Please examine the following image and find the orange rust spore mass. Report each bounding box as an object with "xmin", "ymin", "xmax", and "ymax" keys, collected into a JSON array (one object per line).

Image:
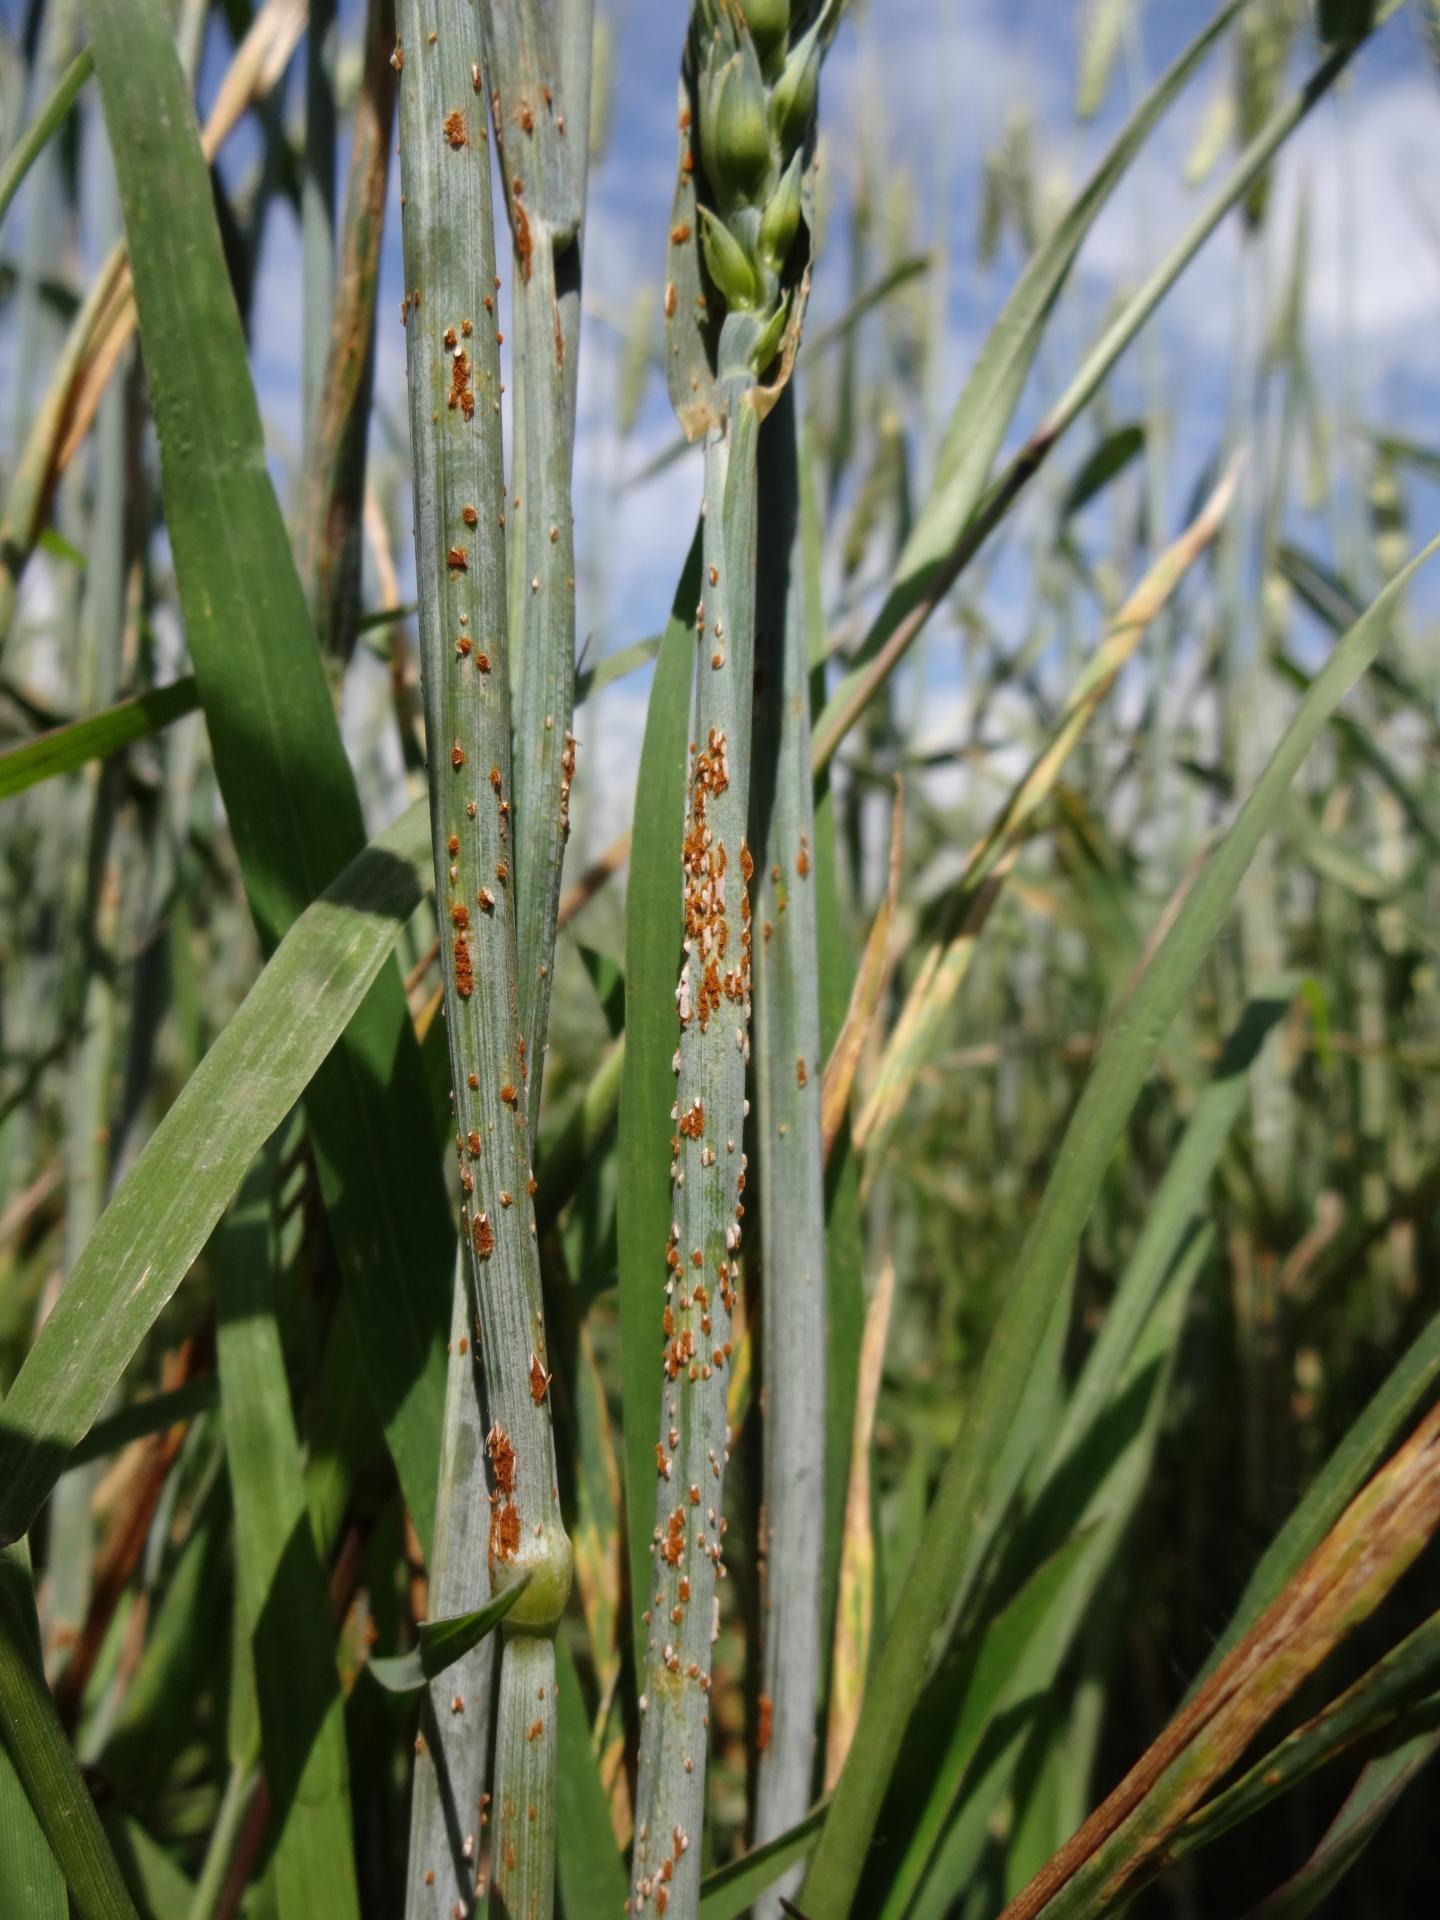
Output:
[{"xmin": 453, "ymin": 936, "xmax": 474, "ymax": 998}]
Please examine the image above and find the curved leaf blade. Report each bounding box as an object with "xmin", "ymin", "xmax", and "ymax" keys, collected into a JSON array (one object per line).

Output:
[
  {"xmin": 0, "ymin": 800, "xmax": 431, "ymax": 1545},
  {"xmin": 368, "ymin": 1578, "xmax": 532, "ymax": 1695},
  {"xmin": 800, "ymin": 535, "xmax": 1440, "ymax": 1916}
]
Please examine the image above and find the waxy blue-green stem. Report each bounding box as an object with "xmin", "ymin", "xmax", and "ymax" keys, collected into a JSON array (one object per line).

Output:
[
  {"xmin": 750, "ymin": 385, "xmax": 826, "ymax": 1914},
  {"xmin": 633, "ymin": 7, "xmax": 838, "ymax": 1913},
  {"xmin": 393, "ymin": 8, "xmax": 572, "ymax": 1917}
]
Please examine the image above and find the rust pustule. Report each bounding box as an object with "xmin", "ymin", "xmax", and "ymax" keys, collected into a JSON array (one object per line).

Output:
[
  {"xmin": 756, "ymin": 1694, "xmax": 774, "ymax": 1752},
  {"xmin": 447, "ymin": 350, "xmax": 474, "ymax": 418},
  {"xmin": 454, "ymin": 936, "xmax": 474, "ymax": 998},
  {"xmin": 514, "ymin": 197, "xmax": 534, "ymax": 281}
]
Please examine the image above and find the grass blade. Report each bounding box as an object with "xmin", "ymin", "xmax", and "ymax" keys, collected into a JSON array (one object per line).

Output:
[
  {"xmin": 84, "ymin": 0, "xmax": 454, "ymax": 1553},
  {"xmin": 697, "ymin": 1799, "xmax": 830, "ymax": 1920},
  {"xmin": 1005, "ymin": 1405, "xmax": 1440, "ymax": 1920},
  {"xmin": 631, "ymin": 385, "xmax": 763, "ymax": 1918},
  {"xmin": 0, "ymin": 1539, "xmax": 137, "ymax": 1919},
  {"xmin": 0, "ymin": 799, "xmax": 432, "ymax": 1543},
  {"xmin": 1247, "ymin": 1721, "xmax": 1440, "ymax": 1918},
  {"xmin": 1170, "ymin": 1610, "xmax": 1440, "ymax": 1865},
  {"xmin": 799, "ymin": 533, "xmax": 1440, "ymax": 1917},
  {"xmin": 0, "ymin": 45, "xmax": 93, "ymax": 231},
  {"xmin": 751, "ymin": 386, "xmax": 828, "ymax": 1893},
  {"xmin": 803, "ymin": 422, "xmax": 865, "ymax": 1701},
  {"xmin": 0, "ymin": 679, "xmax": 199, "ymax": 801},
  {"xmin": 553, "ymin": 1637, "xmax": 629, "ymax": 1920},
  {"xmin": 618, "ymin": 527, "xmax": 704, "ymax": 1678},
  {"xmin": 403, "ymin": 1262, "xmax": 499, "ymax": 1917},
  {"xmin": 215, "ymin": 1160, "xmax": 361, "ymax": 1920},
  {"xmin": 0, "ymin": 1541, "xmax": 65, "ymax": 1920},
  {"xmin": 371, "ymin": 1580, "xmax": 530, "ymax": 1693},
  {"xmin": 823, "ymin": 1255, "xmax": 894, "ymax": 1793},
  {"xmin": 855, "ymin": 461, "xmax": 1237, "ymax": 1171}
]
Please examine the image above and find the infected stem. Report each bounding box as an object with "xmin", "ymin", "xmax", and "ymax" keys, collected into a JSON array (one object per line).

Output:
[
  {"xmin": 632, "ymin": 386, "xmax": 760, "ymax": 1920},
  {"xmin": 483, "ymin": 0, "xmax": 591, "ymax": 1117},
  {"xmin": 394, "ymin": 9, "xmax": 571, "ymax": 1917}
]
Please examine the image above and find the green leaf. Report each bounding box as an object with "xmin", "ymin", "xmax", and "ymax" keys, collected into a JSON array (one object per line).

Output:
[
  {"xmin": 1197, "ymin": 1301, "xmax": 1440, "ymax": 1689},
  {"xmin": 0, "ymin": 800, "xmax": 432, "ymax": 1546},
  {"xmin": 800, "ymin": 534, "xmax": 1440, "ymax": 1918},
  {"xmin": 36, "ymin": 526, "xmax": 89, "ymax": 571},
  {"xmin": 215, "ymin": 1157, "xmax": 361, "ymax": 1920},
  {"xmin": 368, "ymin": 1579, "xmax": 532, "ymax": 1695},
  {"xmin": 889, "ymin": 1227, "xmax": 1209, "ymax": 1920},
  {"xmin": 63, "ymin": 1380, "xmax": 218, "ymax": 1469},
  {"xmin": 0, "ymin": 1540, "xmax": 137, "ymax": 1920},
  {"xmin": 1173, "ymin": 1610, "xmax": 1440, "ymax": 1864},
  {"xmin": 0, "ymin": 679, "xmax": 199, "ymax": 800},
  {"xmin": 100, "ymin": 1812, "xmax": 196, "ymax": 1920},
  {"xmin": 883, "ymin": 1530, "xmax": 1098, "ymax": 1917},
  {"xmin": 0, "ymin": 45, "xmax": 94, "ymax": 232},
  {"xmin": 84, "ymin": 0, "xmax": 452, "ymax": 1556},
  {"xmin": 0, "ymin": 1547, "xmax": 65, "ymax": 1919},
  {"xmin": 698, "ymin": 1799, "xmax": 830, "ymax": 1920},
  {"xmin": 553, "ymin": 1639, "xmax": 629, "ymax": 1919},
  {"xmin": 576, "ymin": 634, "xmax": 662, "ymax": 706},
  {"xmin": 1045, "ymin": 978, "xmax": 1296, "ymax": 1470},
  {"xmin": 1369, "ymin": 427, "xmax": 1440, "ymax": 487},
  {"xmin": 803, "ymin": 413, "xmax": 864, "ymax": 1682},
  {"xmin": 617, "ymin": 525, "xmax": 703, "ymax": 1676},
  {"xmin": 752, "ymin": 385, "xmax": 829, "ymax": 1859},
  {"xmin": 0, "ymin": 1732, "xmax": 63, "ymax": 1920},
  {"xmin": 1248, "ymin": 1719, "xmax": 1440, "ymax": 1918},
  {"xmin": 1061, "ymin": 423, "xmax": 1146, "ymax": 520}
]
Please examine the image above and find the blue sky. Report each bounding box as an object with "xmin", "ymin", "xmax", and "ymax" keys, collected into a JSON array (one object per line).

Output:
[
  {"xmin": 233, "ymin": 2, "xmax": 1439, "ymax": 825},
  {"xmin": 4, "ymin": 2, "xmax": 1439, "ymax": 841}
]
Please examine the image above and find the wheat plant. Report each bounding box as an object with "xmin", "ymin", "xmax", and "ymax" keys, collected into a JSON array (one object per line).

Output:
[{"xmin": 1, "ymin": 2, "xmax": 1439, "ymax": 1919}]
